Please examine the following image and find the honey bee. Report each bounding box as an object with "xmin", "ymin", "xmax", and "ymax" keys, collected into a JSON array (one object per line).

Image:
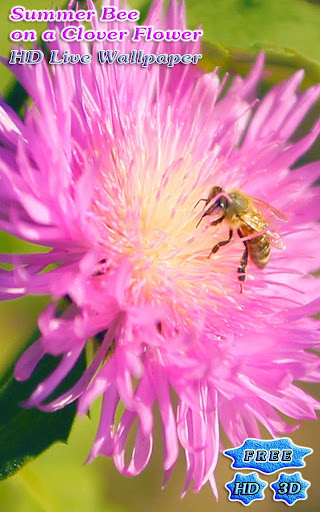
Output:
[{"xmin": 196, "ymin": 186, "xmax": 287, "ymax": 290}]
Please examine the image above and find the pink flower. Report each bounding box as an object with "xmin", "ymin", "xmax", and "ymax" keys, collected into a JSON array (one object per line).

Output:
[{"xmin": 1, "ymin": 0, "xmax": 320, "ymax": 498}]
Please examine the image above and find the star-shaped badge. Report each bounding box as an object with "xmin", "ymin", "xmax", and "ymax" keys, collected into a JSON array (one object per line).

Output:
[
  {"xmin": 224, "ymin": 438, "xmax": 312, "ymax": 474},
  {"xmin": 270, "ymin": 472, "xmax": 310, "ymax": 506},
  {"xmin": 225, "ymin": 472, "xmax": 267, "ymax": 506}
]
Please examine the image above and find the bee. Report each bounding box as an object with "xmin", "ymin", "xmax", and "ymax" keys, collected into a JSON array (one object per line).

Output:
[{"xmin": 196, "ymin": 186, "xmax": 287, "ymax": 291}]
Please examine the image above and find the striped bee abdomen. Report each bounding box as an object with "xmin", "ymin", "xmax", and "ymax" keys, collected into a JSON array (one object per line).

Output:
[{"xmin": 248, "ymin": 233, "xmax": 271, "ymax": 269}]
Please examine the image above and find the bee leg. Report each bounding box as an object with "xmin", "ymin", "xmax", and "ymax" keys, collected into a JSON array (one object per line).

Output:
[
  {"xmin": 207, "ymin": 229, "xmax": 233, "ymax": 259},
  {"xmin": 197, "ymin": 212, "xmax": 225, "ymax": 229},
  {"xmin": 210, "ymin": 215, "xmax": 225, "ymax": 227},
  {"xmin": 237, "ymin": 229, "xmax": 249, "ymax": 293}
]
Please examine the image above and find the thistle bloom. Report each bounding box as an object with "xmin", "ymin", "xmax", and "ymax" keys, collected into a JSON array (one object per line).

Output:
[{"xmin": 1, "ymin": 0, "xmax": 320, "ymax": 498}]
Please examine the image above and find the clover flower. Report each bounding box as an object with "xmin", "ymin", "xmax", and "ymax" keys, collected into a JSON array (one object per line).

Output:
[{"xmin": 0, "ymin": 0, "xmax": 320, "ymax": 498}]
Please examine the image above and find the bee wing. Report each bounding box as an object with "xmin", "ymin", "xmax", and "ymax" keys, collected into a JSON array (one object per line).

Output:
[
  {"xmin": 241, "ymin": 207, "xmax": 286, "ymax": 250},
  {"xmin": 251, "ymin": 197, "xmax": 287, "ymax": 250},
  {"xmin": 250, "ymin": 197, "xmax": 288, "ymax": 222},
  {"xmin": 241, "ymin": 209, "xmax": 267, "ymax": 232},
  {"xmin": 266, "ymin": 230, "xmax": 286, "ymax": 250}
]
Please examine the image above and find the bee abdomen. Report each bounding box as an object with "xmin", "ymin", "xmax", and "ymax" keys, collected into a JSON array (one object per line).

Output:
[{"xmin": 248, "ymin": 234, "xmax": 270, "ymax": 269}]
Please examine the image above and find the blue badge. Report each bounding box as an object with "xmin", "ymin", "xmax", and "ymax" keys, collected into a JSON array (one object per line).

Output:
[
  {"xmin": 270, "ymin": 472, "xmax": 310, "ymax": 506},
  {"xmin": 225, "ymin": 472, "xmax": 267, "ymax": 506},
  {"xmin": 224, "ymin": 438, "xmax": 312, "ymax": 474}
]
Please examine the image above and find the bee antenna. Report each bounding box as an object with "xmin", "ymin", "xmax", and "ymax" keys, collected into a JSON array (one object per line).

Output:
[{"xmin": 193, "ymin": 198, "xmax": 207, "ymax": 211}]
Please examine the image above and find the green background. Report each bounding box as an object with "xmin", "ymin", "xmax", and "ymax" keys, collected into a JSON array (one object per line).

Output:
[{"xmin": 0, "ymin": 0, "xmax": 319, "ymax": 510}]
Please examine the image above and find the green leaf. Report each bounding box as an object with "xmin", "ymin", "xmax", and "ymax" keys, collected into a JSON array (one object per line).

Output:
[{"xmin": 0, "ymin": 340, "xmax": 86, "ymax": 480}]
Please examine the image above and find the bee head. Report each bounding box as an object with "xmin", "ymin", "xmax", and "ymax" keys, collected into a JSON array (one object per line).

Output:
[{"xmin": 196, "ymin": 186, "xmax": 229, "ymax": 227}]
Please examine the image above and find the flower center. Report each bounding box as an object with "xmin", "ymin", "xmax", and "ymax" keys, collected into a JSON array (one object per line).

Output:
[{"xmin": 89, "ymin": 152, "xmax": 241, "ymax": 319}]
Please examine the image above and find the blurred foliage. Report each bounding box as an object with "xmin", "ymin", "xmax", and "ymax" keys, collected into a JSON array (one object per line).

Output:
[
  {"xmin": 186, "ymin": 0, "xmax": 320, "ymax": 62},
  {"xmin": 199, "ymin": 43, "xmax": 320, "ymax": 89},
  {"xmin": 0, "ymin": 0, "xmax": 319, "ymax": 510},
  {"xmin": 0, "ymin": 344, "xmax": 86, "ymax": 481}
]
